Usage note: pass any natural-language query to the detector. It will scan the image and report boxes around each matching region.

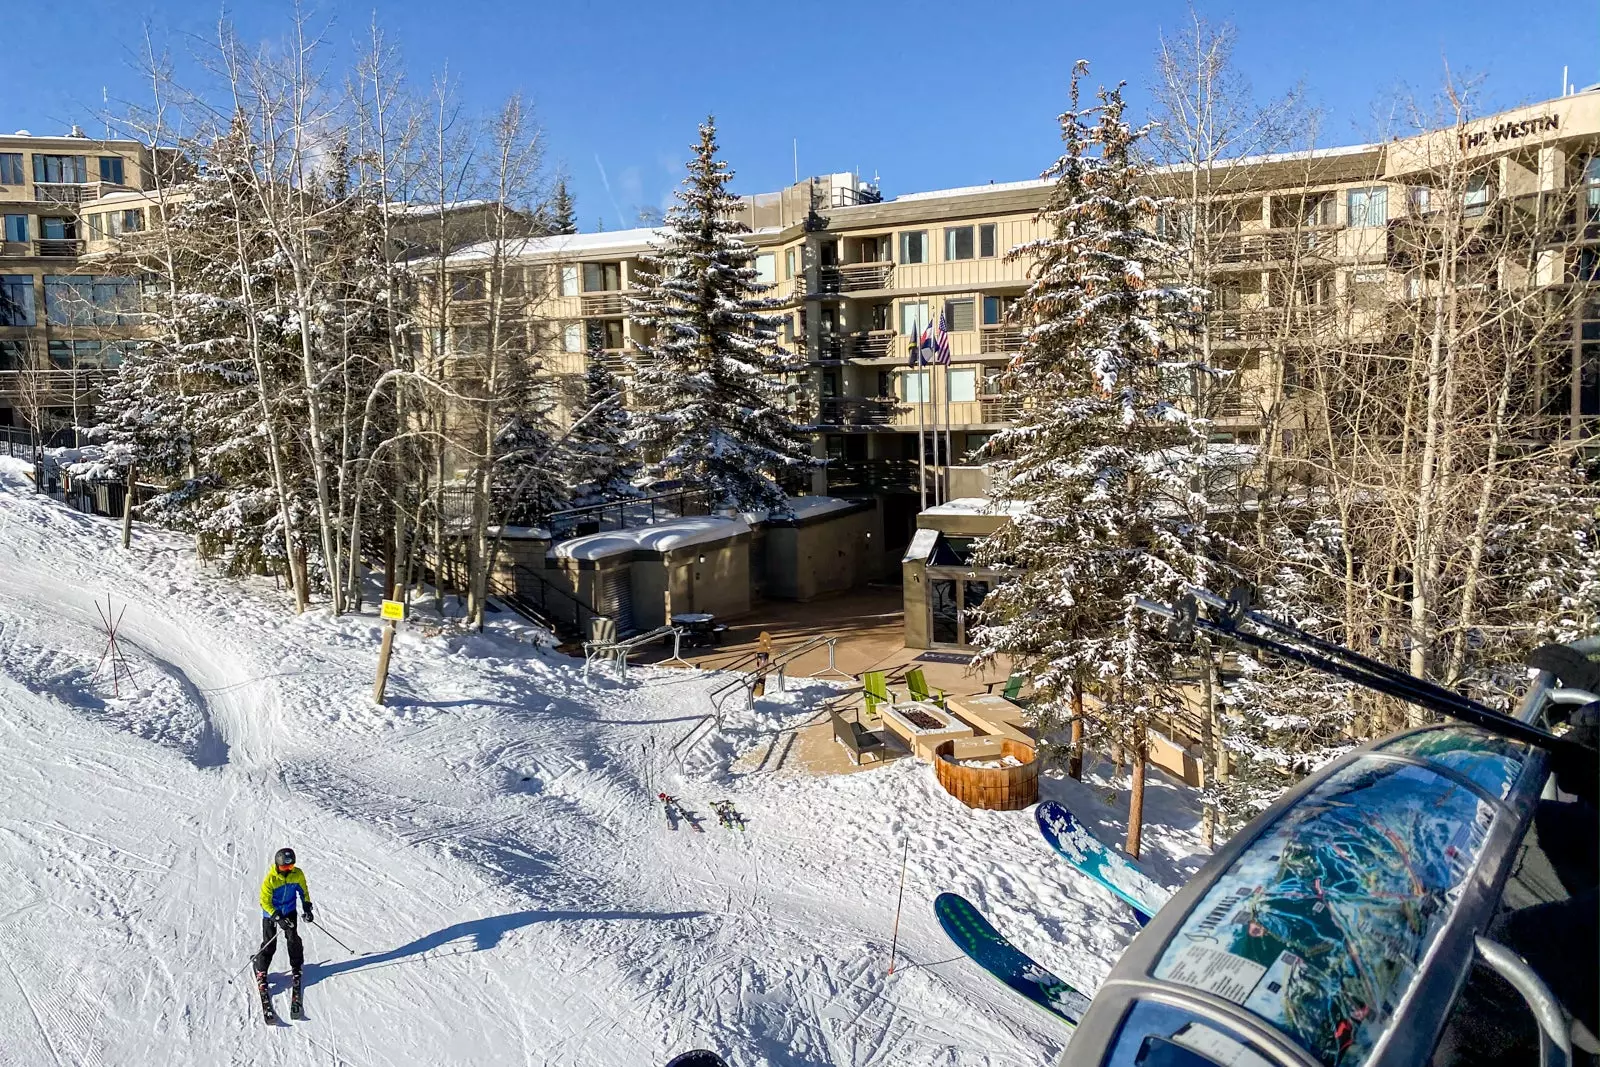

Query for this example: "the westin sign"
[1460,113,1560,150]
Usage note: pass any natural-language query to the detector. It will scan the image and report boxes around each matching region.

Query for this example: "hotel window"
[48,339,105,368]
[586,318,624,351]
[560,265,580,296]
[450,272,485,301]
[0,276,35,326]
[1463,174,1490,219]
[899,300,928,337]
[99,156,126,184]
[755,253,776,285]
[1408,187,1432,216]
[899,230,928,265]
[529,265,549,295]
[982,295,1013,326]
[944,226,975,261]
[979,223,997,258]
[899,369,931,403]
[1347,187,1388,228]
[944,298,976,332]
[3,215,27,243]
[784,248,796,279]
[0,153,22,185]
[562,322,583,353]
[949,367,978,403]
[582,261,621,292]
[0,340,27,369]
[33,154,87,183]
[501,268,525,297]
[40,217,77,240]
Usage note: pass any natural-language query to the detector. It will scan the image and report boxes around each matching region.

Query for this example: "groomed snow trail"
[0,460,1206,1066]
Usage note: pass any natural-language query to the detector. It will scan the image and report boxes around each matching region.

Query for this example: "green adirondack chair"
[986,672,1031,707]
[861,670,893,718]
[904,667,946,708]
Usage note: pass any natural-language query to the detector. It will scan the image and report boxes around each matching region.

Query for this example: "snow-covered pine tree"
[626,117,813,514]
[563,350,640,507]
[969,64,1213,857]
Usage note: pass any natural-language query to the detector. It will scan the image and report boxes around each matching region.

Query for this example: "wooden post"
[373,621,396,704]
[1125,725,1147,859]
[120,464,136,550]
[1068,678,1085,780]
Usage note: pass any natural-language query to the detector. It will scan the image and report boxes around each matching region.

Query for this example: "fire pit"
[880,701,974,760]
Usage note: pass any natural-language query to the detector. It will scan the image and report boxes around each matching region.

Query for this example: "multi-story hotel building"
[0,128,166,438]
[433,89,1599,571]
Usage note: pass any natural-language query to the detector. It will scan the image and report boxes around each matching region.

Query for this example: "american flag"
[934,309,952,365]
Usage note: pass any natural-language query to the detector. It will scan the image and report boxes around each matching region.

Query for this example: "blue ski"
[934,892,1091,1029]
[1036,801,1172,925]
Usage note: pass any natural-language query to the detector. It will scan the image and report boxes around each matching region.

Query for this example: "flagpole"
[942,359,954,503]
[914,307,926,513]
[933,356,945,505]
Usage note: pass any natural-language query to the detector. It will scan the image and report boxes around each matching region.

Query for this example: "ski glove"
[304,903,315,924]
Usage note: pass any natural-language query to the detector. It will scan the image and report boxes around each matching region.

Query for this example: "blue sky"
[8,0,1596,229]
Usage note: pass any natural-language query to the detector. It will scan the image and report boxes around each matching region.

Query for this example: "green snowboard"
[934,892,1091,1028]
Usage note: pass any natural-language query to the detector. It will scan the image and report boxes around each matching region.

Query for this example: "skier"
[254,847,314,1019]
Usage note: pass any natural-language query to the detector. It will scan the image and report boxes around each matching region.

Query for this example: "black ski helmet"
[274,847,296,870]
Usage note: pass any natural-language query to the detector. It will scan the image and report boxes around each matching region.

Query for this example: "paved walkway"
[638,587,1014,779]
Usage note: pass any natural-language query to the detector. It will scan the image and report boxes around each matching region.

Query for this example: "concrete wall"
[763,502,884,600]
[902,558,931,648]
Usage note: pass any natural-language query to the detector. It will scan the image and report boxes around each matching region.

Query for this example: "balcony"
[819,396,900,427]
[979,326,1026,354]
[0,368,117,396]
[979,396,1023,422]
[1209,306,1334,342]
[817,262,894,295]
[32,183,97,205]
[35,239,82,258]
[824,458,921,493]
[579,291,626,316]
[812,335,845,363]
[1216,226,1341,265]
[847,330,898,361]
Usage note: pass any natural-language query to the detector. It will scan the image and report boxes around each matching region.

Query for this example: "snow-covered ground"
[0,458,1208,1066]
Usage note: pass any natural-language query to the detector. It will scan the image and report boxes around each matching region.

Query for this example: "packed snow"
[0,457,1208,1065]
[551,516,751,560]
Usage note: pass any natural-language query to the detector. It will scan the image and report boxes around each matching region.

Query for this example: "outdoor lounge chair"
[904,667,946,708]
[861,670,893,718]
[831,710,886,766]
[985,672,1032,707]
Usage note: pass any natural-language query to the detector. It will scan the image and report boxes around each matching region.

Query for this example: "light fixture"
[697,554,706,564]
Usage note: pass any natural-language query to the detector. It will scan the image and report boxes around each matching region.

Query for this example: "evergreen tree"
[627,117,814,514]
[969,64,1213,855]
[550,177,577,235]
[563,350,640,507]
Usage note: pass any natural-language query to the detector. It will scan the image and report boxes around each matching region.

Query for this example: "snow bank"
[550,515,750,560]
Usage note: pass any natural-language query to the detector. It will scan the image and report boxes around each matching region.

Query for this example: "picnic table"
[669,612,726,648]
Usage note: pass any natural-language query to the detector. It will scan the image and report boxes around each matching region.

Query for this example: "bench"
[831,711,887,766]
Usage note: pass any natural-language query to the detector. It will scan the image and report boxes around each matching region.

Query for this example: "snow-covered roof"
[392,199,491,217]
[920,497,1029,517]
[550,516,751,561]
[739,496,860,525]
[893,178,1051,203]
[440,224,784,266]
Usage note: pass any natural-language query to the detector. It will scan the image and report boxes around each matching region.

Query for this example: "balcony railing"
[35,239,82,258]
[580,291,627,316]
[33,183,97,205]
[824,459,921,493]
[817,262,894,295]
[1209,306,1334,341]
[0,368,117,395]
[979,396,1023,422]
[979,326,1026,354]
[1216,227,1340,265]
[847,330,898,361]
[819,396,899,427]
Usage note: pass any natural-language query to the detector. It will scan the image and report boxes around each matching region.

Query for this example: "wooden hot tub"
[933,737,1039,810]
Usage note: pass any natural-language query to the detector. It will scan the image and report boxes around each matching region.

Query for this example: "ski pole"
[228,928,278,984]
[887,837,910,976]
[309,916,356,955]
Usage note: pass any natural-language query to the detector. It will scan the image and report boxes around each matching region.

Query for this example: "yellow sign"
[380,599,406,621]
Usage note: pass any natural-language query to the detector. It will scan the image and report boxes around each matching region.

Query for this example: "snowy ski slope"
[0,458,1206,1065]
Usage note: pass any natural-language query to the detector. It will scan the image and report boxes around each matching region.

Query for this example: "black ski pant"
[254,913,303,975]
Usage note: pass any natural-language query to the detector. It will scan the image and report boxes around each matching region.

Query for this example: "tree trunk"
[121,464,136,550]
[1068,678,1085,780]
[1125,725,1148,859]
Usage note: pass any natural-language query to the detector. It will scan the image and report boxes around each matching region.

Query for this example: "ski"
[290,972,304,1020]
[658,792,681,831]
[711,800,745,831]
[254,968,279,1025]
[933,892,1091,1029]
[1035,801,1172,925]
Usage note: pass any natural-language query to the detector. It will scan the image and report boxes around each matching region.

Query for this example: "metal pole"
[942,361,954,503]
[915,312,927,512]
[887,837,911,974]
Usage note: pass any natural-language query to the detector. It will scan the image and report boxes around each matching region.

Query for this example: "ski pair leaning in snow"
[254,846,316,1021]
